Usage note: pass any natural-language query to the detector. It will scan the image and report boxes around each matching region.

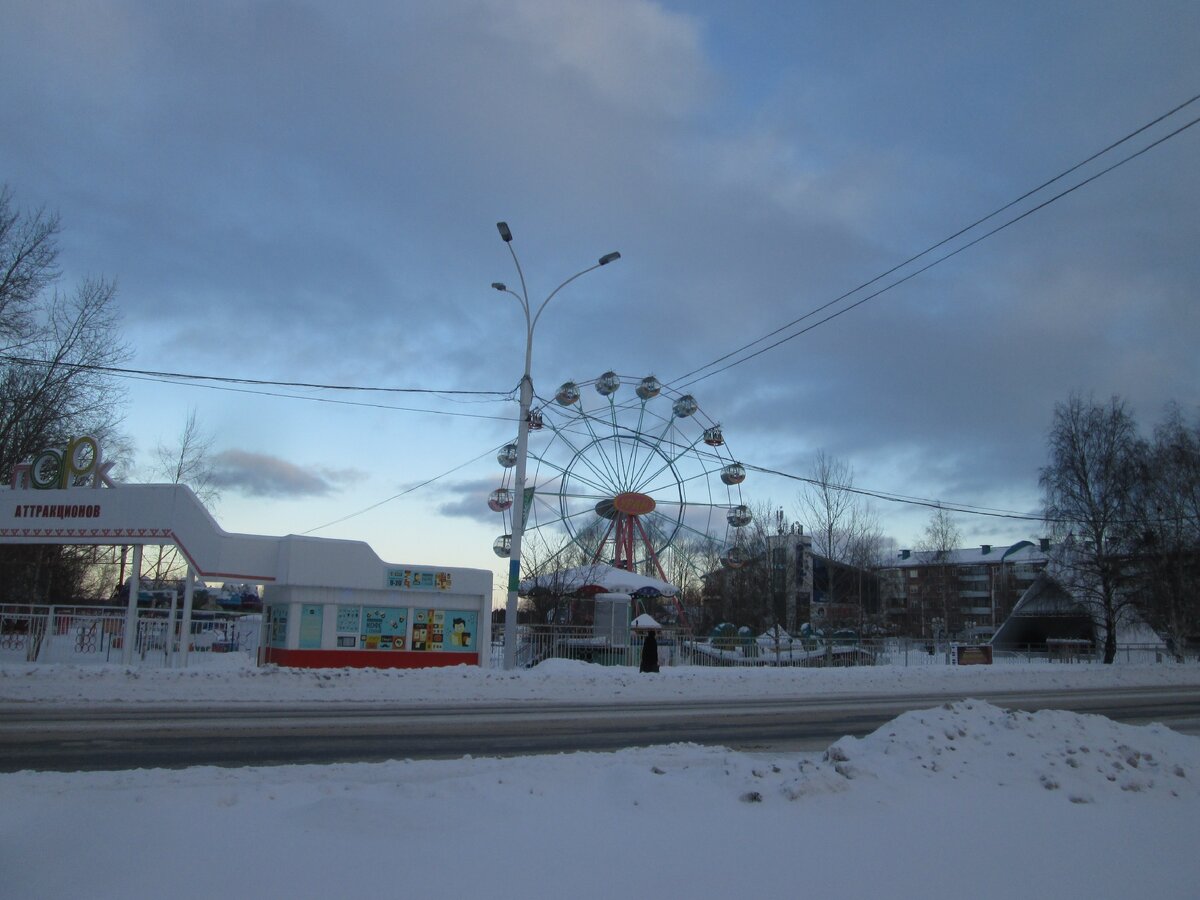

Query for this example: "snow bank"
[3,657,1200,706]
[822,699,1198,804]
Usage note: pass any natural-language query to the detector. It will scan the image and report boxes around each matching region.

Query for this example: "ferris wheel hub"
[612,491,656,516]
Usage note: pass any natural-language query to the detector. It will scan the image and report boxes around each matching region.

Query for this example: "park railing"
[496,627,1198,670]
[0,603,260,667]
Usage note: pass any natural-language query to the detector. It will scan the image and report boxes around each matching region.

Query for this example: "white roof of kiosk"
[0,484,489,592]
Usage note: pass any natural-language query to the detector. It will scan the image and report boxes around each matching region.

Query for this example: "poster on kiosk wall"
[412,609,477,651]
[361,607,408,650]
[447,610,477,650]
[411,609,443,651]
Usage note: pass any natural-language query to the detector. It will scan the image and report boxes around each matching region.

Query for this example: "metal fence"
[0,604,260,667]
[495,627,1198,669]
[990,643,1196,665]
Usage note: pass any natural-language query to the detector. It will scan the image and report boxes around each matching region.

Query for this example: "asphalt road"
[3,685,1199,772]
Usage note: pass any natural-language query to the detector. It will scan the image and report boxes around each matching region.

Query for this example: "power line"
[114,371,517,421]
[533,399,1049,522]
[0,354,518,420]
[300,443,506,534]
[740,460,1045,522]
[668,94,1200,390]
[0,353,511,397]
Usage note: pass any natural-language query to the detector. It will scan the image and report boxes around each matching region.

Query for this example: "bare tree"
[797,450,857,612]
[516,529,578,625]
[0,187,129,604]
[797,449,883,636]
[916,508,962,640]
[0,276,129,477]
[845,503,886,631]
[1133,403,1200,656]
[0,186,59,346]
[1040,393,1142,664]
[659,534,719,629]
[151,408,219,504]
[142,410,220,586]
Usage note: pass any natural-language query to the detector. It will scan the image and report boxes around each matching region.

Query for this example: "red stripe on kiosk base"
[263,648,480,669]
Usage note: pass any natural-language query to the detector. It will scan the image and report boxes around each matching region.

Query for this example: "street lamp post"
[492,221,620,670]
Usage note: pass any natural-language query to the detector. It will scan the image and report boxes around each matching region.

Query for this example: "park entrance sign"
[10,435,116,490]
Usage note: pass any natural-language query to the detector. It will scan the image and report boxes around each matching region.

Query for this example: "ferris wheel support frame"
[595,512,670,583]
[587,510,689,627]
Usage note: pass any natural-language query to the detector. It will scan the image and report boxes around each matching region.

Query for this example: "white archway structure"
[0,483,491,668]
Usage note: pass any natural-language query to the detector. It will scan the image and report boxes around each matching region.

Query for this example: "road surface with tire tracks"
[3,684,1199,772]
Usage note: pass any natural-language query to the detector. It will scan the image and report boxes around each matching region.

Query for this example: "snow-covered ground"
[4,653,1200,705]
[3,659,1200,899]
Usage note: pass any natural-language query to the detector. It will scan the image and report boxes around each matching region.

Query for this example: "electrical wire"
[667,95,1200,390]
[0,354,511,397]
[111,371,517,421]
[526,403,1198,529]
[554,402,1044,519]
[300,443,507,534]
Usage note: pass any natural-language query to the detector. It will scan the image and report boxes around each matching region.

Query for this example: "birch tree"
[1040,393,1141,664]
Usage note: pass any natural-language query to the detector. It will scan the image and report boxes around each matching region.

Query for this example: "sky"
[3,659,1200,899]
[2,1,1198,601]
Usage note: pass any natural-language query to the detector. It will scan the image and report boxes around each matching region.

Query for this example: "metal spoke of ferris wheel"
[562,406,627,490]
[602,396,634,489]
[639,464,724,501]
[536,420,623,495]
[529,493,609,535]
[653,519,726,580]
[569,395,618,485]
[624,396,672,492]
[572,398,655,493]
[622,411,679,491]
[632,429,709,498]
[539,402,621,489]
[562,403,665,495]
[531,448,614,498]
[629,399,651,487]
[634,428,730,497]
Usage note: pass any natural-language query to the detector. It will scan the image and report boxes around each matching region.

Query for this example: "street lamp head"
[491,282,507,291]
[496,221,513,242]
[598,251,621,266]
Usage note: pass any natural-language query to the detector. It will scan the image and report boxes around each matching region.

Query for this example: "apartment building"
[880,540,1049,640]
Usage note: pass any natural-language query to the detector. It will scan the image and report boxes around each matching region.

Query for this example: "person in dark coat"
[639,630,660,673]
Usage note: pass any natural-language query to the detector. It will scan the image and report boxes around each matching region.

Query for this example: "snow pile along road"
[815,700,1198,805]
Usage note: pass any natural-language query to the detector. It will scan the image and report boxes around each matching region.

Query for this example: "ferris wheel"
[489,372,753,584]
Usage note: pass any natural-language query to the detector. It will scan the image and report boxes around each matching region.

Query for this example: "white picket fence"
[0,604,260,667]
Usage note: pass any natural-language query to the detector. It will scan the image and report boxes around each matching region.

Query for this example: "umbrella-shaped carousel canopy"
[519,564,680,598]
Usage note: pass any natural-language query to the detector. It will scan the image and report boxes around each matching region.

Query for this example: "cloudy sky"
[2,1,1197,598]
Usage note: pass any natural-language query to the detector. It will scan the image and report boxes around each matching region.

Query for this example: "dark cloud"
[210,450,359,498]
[1,1,1196,551]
